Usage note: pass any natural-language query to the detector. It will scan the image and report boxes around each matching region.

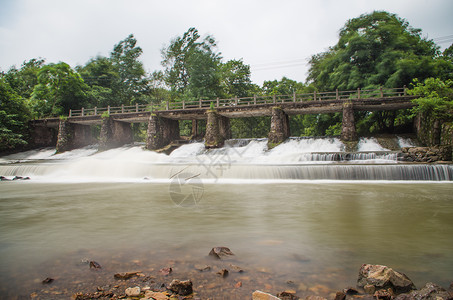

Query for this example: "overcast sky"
[1,0,452,85]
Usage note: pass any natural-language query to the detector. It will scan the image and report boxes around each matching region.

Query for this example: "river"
[0,137,452,299]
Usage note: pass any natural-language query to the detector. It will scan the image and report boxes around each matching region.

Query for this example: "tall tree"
[110,34,148,105]
[29,62,88,117]
[220,59,255,98]
[0,78,31,151]
[307,11,445,90]
[161,27,221,99]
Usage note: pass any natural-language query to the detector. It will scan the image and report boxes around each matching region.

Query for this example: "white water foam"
[357,138,390,151]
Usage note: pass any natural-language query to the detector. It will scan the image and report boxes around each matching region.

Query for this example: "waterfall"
[1,137,452,181]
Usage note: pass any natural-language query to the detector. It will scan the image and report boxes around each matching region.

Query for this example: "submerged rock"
[42,277,54,284]
[216,268,229,278]
[89,261,102,269]
[209,246,234,259]
[395,282,452,300]
[114,272,140,280]
[357,264,416,294]
[252,290,281,300]
[168,279,193,296]
[159,267,172,276]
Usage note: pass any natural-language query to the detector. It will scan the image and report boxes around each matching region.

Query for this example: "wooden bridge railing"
[69,87,409,117]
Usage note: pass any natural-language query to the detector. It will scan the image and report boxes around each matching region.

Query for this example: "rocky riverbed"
[22,247,452,300]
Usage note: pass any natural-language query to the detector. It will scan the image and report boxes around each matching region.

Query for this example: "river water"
[0,137,452,299]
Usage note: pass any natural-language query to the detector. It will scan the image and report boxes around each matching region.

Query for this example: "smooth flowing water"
[0,137,452,299]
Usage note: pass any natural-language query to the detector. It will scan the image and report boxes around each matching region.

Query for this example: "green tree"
[307,11,444,90]
[29,62,88,117]
[161,27,221,99]
[110,34,149,105]
[0,78,31,151]
[220,59,255,97]
[2,58,45,99]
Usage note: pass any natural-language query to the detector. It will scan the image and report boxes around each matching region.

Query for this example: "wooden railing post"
[166,101,169,110]
[293,92,296,102]
[253,95,257,105]
[183,99,185,109]
[380,86,383,98]
[336,89,339,100]
[199,98,202,108]
[403,85,407,96]
[357,88,361,99]
[273,95,276,104]
[108,105,110,114]
[216,97,219,107]
[235,96,238,106]
[121,104,124,113]
[94,107,97,116]
[136,103,139,112]
[69,109,72,117]
[313,91,317,101]
[81,107,84,116]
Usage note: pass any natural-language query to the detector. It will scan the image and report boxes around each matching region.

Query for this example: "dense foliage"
[1,11,452,151]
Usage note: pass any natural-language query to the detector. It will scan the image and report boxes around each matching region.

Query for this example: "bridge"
[29,87,417,152]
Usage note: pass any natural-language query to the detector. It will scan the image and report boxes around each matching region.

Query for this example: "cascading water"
[0,136,451,181]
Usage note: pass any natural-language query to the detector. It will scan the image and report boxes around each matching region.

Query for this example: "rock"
[209,246,234,259]
[374,288,394,300]
[235,281,243,288]
[159,267,172,276]
[230,264,244,273]
[357,264,416,294]
[114,272,140,280]
[217,268,229,278]
[343,287,359,295]
[144,291,169,300]
[305,296,327,300]
[42,277,54,284]
[168,279,193,296]
[364,284,376,294]
[277,291,299,300]
[334,291,346,300]
[194,264,211,272]
[89,261,101,269]
[0,176,11,181]
[252,290,281,300]
[125,286,141,297]
[394,282,452,300]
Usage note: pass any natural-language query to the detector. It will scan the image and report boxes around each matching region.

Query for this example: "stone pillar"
[205,110,225,148]
[219,115,231,140]
[73,124,93,148]
[268,106,290,148]
[56,120,73,153]
[341,102,357,141]
[146,115,180,150]
[99,116,133,151]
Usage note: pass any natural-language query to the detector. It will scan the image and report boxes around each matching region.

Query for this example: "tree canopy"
[307,11,449,91]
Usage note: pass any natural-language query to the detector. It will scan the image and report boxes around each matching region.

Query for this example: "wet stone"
[168,279,193,296]
[209,246,234,259]
[335,291,346,300]
[42,277,54,284]
[114,271,140,280]
[89,261,102,269]
[217,268,229,278]
[252,290,281,300]
[125,286,141,297]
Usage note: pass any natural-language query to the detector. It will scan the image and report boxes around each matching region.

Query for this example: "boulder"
[209,246,234,259]
[125,286,141,297]
[394,282,452,300]
[168,279,193,296]
[358,264,416,294]
[252,290,281,300]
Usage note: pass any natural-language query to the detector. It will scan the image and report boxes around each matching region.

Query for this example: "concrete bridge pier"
[56,120,93,153]
[99,117,133,151]
[146,114,180,150]
[268,106,290,148]
[341,102,358,142]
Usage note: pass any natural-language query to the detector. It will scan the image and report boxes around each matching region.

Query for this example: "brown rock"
[144,291,169,300]
[305,296,327,300]
[394,282,452,300]
[374,288,394,300]
[168,279,193,296]
[217,269,229,278]
[125,286,141,297]
[335,291,346,300]
[357,264,416,294]
[114,272,140,280]
[159,267,172,276]
[89,261,101,269]
[277,290,299,299]
[42,277,54,284]
[209,246,234,259]
[364,284,376,294]
[252,290,281,300]
[235,281,243,288]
